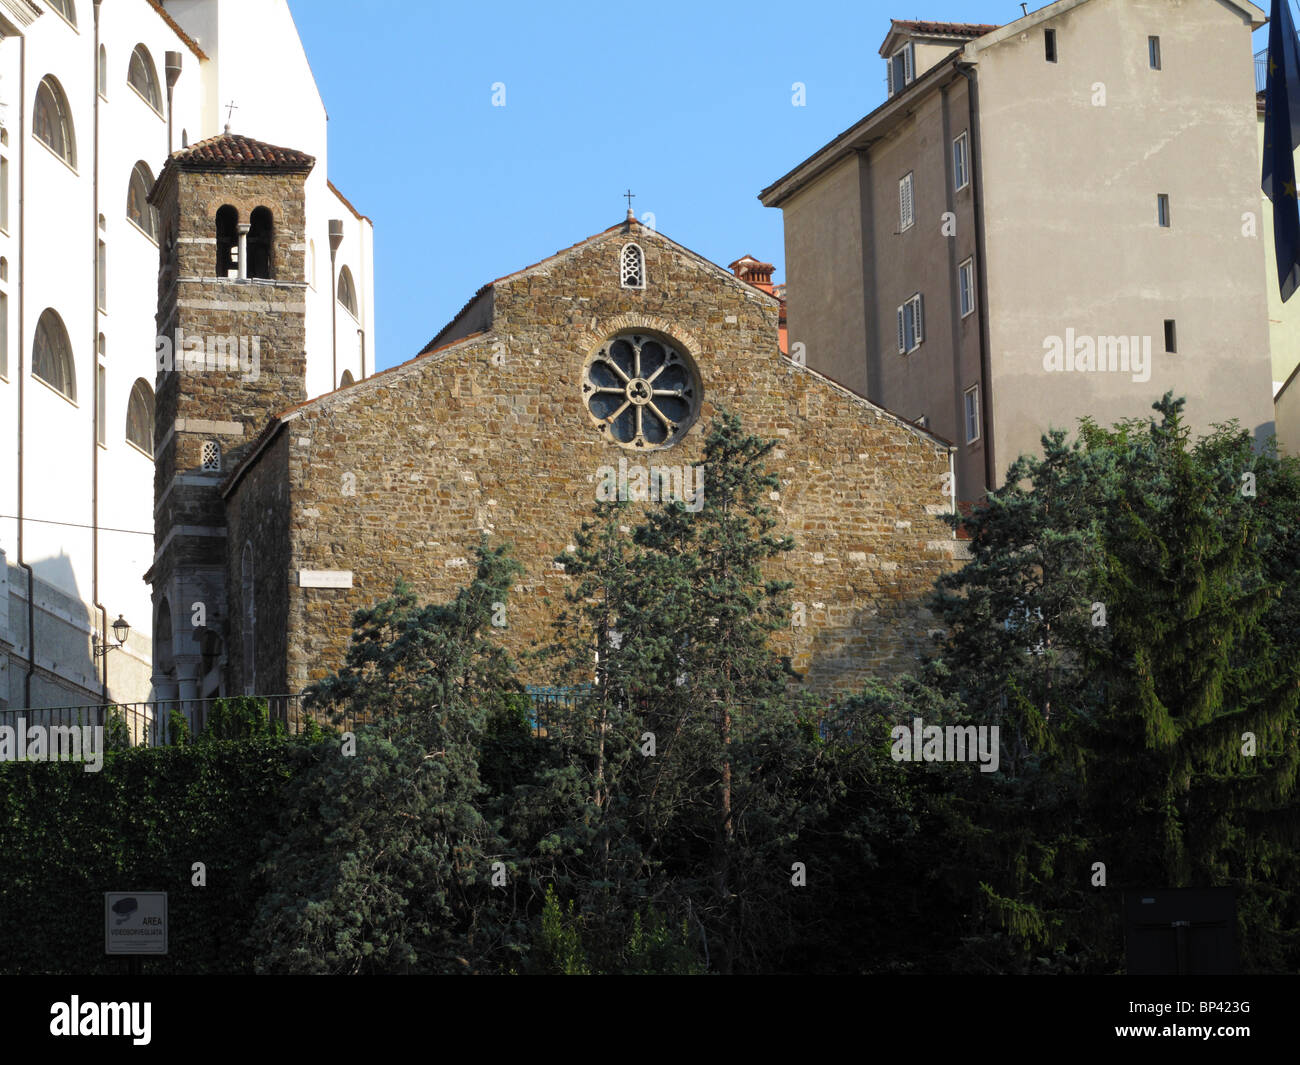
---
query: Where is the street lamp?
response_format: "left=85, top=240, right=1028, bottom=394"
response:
left=93, top=615, right=130, bottom=657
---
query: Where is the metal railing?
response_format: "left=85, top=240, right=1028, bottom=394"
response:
left=1257, top=49, right=1269, bottom=95
left=524, top=684, right=592, bottom=738
left=0, top=694, right=312, bottom=749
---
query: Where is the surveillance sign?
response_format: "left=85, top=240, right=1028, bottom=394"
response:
left=104, top=893, right=168, bottom=955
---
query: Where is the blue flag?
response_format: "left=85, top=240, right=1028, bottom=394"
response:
left=1263, top=0, right=1300, bottom=301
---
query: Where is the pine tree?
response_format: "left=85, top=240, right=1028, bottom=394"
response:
left=248, top=541, right=526, bottom=973
left=929, top=395, right=1300, bottom=970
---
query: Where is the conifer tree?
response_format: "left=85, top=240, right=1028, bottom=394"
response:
left=249, top=542, right=525, bottom=973
left=930, top=395, right=1300, bottom=970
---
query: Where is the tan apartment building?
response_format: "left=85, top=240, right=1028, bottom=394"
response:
left=760, top=1, right=1274, bottom=500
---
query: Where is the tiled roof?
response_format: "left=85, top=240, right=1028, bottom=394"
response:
left=891, top=20, right=1000, bottom=38
left=146, top=0, right=208, bottom=61
left=171, top=133, right=315, bottom=172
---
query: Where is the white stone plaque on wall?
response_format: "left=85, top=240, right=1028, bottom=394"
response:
left=298, top=570, right=353, bottom=589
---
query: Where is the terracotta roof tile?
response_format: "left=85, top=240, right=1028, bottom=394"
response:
left=147, top=0, right=208, bottom=61
left=890, top=19, right=999, bottom=38
left=172, top=132, right=315, bottom=172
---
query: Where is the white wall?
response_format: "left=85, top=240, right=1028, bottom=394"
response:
left=0, top=0, right=375, bottom=708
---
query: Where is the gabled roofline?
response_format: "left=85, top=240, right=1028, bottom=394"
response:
left=147, top=0, right=208, bottom=61
left=222, top=328, right=953, bottom=500
left=762, top=0, right=1265, bottom=208
left=787, top=354, right=957, bottom=452
left=758, top=51, right=963, bottom=208
left=961, top=0, right=1263, bottom=59
left=879, top=20, right=1000, bottom=59
left=327, top=179, right=372, bottom=225
left=221, top=330, right=490, bottom=498
left=421, top=219, right=781, bottom=353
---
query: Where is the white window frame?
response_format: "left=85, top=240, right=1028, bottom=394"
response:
left=953, top=131, right=970, bottom=192
left=620, top=242, right=645, bottom=289
left=959, top=257, right=975, bottom=318
left=887, top=42, right=915, bottom=97
left=897, top=292, right=924, bottom=355
left=899, top=171, right=914, bottom=232
left=964, top=385, right=980, bottom=444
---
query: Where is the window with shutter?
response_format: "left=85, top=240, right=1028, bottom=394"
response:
left=953, top=131, right=969, bottom=191
left=899, top=172, right=914, bottom=231
left=897, top=306, right=906, bottom=354
left=959, top=258, right=975, bottom=317
left=914, top=293, right=924, bottom=344
left=964, top=386, right=980, bottom=443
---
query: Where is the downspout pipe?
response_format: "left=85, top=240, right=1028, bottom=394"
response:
left=93, top=0, right=108, bottom=708
left=328, top=220, right=343, bottom=388
left=17, top=29, right=33, bottom=708
left=164, top=51, right=182, bottom=156
left=956, top=59, right=996, bottom=497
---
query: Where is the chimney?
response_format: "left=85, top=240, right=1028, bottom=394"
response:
left=728, top=254, right=775, bottom=295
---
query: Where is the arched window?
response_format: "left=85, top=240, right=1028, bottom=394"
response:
left=48, top=0, right=75, bottom=25
left=127, top=162, right=158, bottom=240
left=339, top=369, right=355, bottom=388
left=241, top=543, right=255, bottom=695
left=215, top=205, right=238, bottom=277
left=128, top=45, right=162, bottom=114
left=34, top=76, right=76, bottom=168
left=33, top=308, right=76, bottom=401
left=248, top=206, right=273, bottom=279
left=620, top=243, right=645, bottom=289
left=126, top=378, right=154, bottom=454
left=97, top=45, right=107, bottom=97
left=201, top=440, right=221, bottom=472
left=337, top=266, right=357, bottom=317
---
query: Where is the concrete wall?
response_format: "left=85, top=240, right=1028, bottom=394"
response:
left=781, top=155, right=867, bottom=394
left=861, top=73, right=983, bottom=500
left=230, top=224, right=961, bottom=698
left=974, top=0, right=1274, bottom=481
left=1275, top=369, right=1300, bottom=456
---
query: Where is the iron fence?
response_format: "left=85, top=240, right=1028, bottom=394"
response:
left=0, top=694, right=312, bottom=749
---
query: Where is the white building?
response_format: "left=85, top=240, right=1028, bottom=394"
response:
left=0, top=0, right=375, bottom=711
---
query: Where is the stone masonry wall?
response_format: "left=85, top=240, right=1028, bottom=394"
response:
left=151, top=162, right=309, bottom=689
left=224, top=431, right=292, bottom=697
left=234, top=222, right=961, bottom=696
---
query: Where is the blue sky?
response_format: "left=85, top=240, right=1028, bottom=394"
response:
left=289, top=0, right=1274, bottom=372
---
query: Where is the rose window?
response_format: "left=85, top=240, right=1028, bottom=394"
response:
left=582, top=333, right=700, bottom=449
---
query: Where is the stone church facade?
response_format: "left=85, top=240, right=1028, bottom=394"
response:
left=150, top=135, right=963, bottom=701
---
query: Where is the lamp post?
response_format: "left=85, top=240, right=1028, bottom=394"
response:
left=93, top=615, right=130, bottom=658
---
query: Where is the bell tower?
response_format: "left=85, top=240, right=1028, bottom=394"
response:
left=145, top=133, right=314, bottom=702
